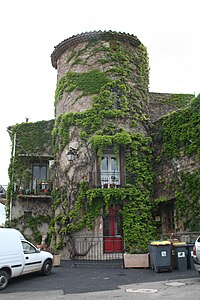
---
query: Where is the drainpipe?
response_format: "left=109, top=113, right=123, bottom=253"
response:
left=7, top=128, right=16, bottom=226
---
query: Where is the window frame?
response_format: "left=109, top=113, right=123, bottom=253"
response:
left=101, top=153, right=120, bottom=188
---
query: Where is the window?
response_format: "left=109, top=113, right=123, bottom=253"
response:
left=24, top=211, right=32, bottom=218
left=101, top=154, right=120, bottom=188
left=103, top=208, right=122, bottom=237
left=33, top=165, right=47, bottom=180
left=22, top=241, right=37, bottom=254
left=162, top=202, right=175, bottom=232
left=32, top=163, right=48, bottom=194
left=110, top=86, right=122, bottom=110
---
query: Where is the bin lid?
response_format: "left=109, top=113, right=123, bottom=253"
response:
left=150, top=240, right=171, bottom=246
left=167, top=239, right=179, bottom=243
left=173, top=242, right=187, bottom=246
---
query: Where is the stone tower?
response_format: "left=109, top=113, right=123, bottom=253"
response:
left=50, top=31, right=152, bottom=256
left=50, top=30, right=151, bottom=187
left=51, top=30, right=150, bottom=121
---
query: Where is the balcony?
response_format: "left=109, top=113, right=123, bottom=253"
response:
left=91, top=171, right=135, bottom=188
left=101, top=171, right=120, bottom=188
left=14, top=179, right=52, bottom=196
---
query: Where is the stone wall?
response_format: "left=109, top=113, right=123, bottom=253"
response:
left=12, top=196, right=52, bottom=243
left=149, top=92, right=194, bottom=122
left=154, top=152, right=199, bottom=200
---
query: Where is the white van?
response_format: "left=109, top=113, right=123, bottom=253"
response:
left=0, top=228, right=53, bottom=290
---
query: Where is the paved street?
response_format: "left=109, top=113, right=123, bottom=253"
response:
left=0, top=260, right=199, bottom=299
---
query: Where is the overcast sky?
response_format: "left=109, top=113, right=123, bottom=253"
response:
left=0, top=0, right=200, bottom=188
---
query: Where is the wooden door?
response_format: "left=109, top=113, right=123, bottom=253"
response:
left=103, top=207, right=122, bottom=253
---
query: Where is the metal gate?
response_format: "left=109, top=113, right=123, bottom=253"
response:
left=71, top=236, right=124, bottom=266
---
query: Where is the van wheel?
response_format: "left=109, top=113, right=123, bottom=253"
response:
left=0, top=270, right=9, bottom=290
left=41, top=260, right=52, bottom=275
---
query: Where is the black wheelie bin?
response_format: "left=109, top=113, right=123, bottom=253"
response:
left=148, top=241, right=172, bottom=272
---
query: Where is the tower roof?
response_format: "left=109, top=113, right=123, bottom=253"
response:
left=51, top=30, right=141, bottom=69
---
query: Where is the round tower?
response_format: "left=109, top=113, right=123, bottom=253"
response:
left=51, top=31, right=150, bottom=118
left=50, top=32, right=154, bottom=258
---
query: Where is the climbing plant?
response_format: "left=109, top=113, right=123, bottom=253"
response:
left=51, top=182, right=157, bottom=253
left=154, top=94, right=200, bottom=231
left=50, top=36, right=165, bottom=253
left=6, top=120, right=54, bottom=238
left=7, top=32, right=199, bottom=254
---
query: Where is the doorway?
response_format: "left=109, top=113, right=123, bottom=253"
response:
left=103, top=207, right=123, bottom=253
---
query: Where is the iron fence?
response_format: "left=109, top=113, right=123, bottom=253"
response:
left=71, top=236, right=124, bottom=266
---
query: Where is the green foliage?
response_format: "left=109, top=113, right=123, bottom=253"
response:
left=12, top=214, right=51, bottom=244
left=55, top=70, right=112, bottom=105
left=11, top=120, right=54, bottom=156
left=52, top=183, right=157, bottom=253
left=52, top=126, right=155, bottom=252
left=51, top=38, right=156, bottom=253
left=7, top=33, right=200, bottom=253
left=122, top=194, right=157, bottom=253
left=7, top=119, right=54, bottom=189
left=6, top=120, right=54, bottom=229
left=155, top=94, right=200, bottom=231
left=125, top=134, right=153, bottom=189
left=175, top=171, right=200, bottom=231
left=158, top=96, right=200, bottom=159
left=8, top=121, right=54, bottom=179
left=66, top=48, right=77, bottom=63
left=160, top=94, right=193, bottom=107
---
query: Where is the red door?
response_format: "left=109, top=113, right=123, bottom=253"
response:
left=103, top=207, right=122, bottom=253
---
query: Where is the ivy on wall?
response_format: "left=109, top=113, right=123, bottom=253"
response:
left=52, top=35, right=200, bottom=252
left=7, top=120, right=54, bottom=189
left=52, top=118, right=157, bottom=253
left=157, top=97, right=200, bottom=158
left=51, top=37, right=158, bottom=254
left=52, top=182, right=157, bottom=254
left=55, top=70, right=112, bottom=105
left=12, top=214, right=51, bottom=244
left=160, top=93, right=194, bottom=107
left=7, top=32, right=200, bottom=252
left=154, top=94, right=200, bottom=231
left=175, top=171, right=200, bottom=231
left=6, top=120, right=54, bottom=234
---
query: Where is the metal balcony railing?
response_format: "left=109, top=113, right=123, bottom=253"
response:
left=101, top=171, right=120, bottom=188
left=14, top=179, right=52, bottom=196
left=91, top=171, right=135, bottom=188
left=13, top=171, right=135, bottom=195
